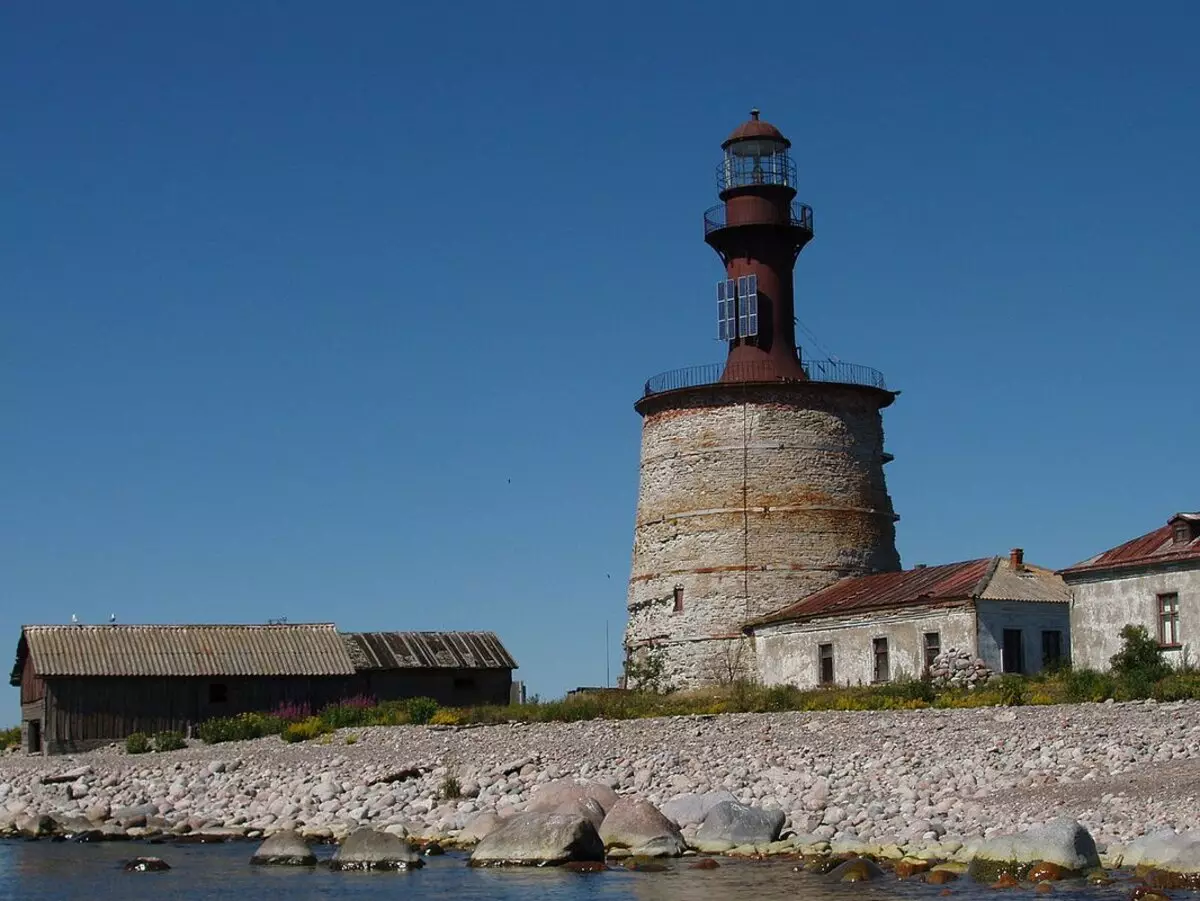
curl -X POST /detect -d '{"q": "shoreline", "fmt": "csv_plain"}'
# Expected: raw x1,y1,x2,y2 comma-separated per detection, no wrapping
2,701,1197,862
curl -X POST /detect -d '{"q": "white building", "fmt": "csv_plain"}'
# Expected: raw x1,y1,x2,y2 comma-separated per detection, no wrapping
749,549,1070,688
1061,512,1200,671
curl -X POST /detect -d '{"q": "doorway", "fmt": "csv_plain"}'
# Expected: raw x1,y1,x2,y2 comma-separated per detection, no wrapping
26,720,41,754
1002,629,1024,674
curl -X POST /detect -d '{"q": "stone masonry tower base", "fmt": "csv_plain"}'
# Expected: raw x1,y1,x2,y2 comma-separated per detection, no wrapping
625,380,899,690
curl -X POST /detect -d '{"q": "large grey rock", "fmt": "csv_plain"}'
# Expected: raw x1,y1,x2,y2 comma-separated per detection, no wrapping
250,829,316,866
470,812,605,866
693,801,784,852
599,798,686,857
15,813,56,837
1122,830,1200,873
330,828,423,871
459,812,506,844
968,819,1100,880
549,796,606,831
661,790,736,828
527,780,618,815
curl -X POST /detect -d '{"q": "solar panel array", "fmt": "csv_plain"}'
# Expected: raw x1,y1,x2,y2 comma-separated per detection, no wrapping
717,274,758,341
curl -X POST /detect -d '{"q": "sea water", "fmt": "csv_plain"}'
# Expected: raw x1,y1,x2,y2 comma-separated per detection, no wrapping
0,839,1140,901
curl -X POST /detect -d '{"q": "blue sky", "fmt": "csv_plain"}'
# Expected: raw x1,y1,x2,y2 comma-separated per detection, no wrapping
3,2,1197,722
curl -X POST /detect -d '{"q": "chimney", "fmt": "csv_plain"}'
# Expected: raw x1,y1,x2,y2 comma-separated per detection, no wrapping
1010,548,1024,570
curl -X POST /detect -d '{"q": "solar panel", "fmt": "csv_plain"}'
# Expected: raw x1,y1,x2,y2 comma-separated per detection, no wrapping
717,275,757,340
716,278,736,340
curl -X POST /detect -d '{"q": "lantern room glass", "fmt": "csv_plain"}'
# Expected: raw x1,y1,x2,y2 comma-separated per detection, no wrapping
720,140,795,191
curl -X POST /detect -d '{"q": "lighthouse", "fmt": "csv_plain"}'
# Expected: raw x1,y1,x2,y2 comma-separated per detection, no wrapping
624,110,902,690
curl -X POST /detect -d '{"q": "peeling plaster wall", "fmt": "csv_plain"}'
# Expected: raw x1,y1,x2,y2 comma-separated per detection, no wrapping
975,600,1071,674
1067,564,1200,670
752,605,976,688
625,383,900,689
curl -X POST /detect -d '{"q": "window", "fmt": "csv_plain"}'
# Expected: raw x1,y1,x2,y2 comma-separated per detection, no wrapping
716,275,758,340
1159,593,1180,646
1173,522,1192,544
818,643,834,685
208,683,228,704
923,632,941,671
673,584,684,613
1002,630,1025,674
1042,630,1064,668
872,638,889,683
717,279,736,340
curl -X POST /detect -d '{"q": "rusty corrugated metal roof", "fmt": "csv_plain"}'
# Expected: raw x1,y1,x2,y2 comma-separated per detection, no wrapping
14,623,357,679
342,631,517,671
750,552,1069,629
1060,513,1200,577
750,559,993,628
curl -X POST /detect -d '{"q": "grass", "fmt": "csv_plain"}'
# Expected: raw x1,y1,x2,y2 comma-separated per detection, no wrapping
186,649,1200,745
0,726,20,751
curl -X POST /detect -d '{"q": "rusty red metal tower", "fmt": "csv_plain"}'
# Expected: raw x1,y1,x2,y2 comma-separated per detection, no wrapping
704,108,813,382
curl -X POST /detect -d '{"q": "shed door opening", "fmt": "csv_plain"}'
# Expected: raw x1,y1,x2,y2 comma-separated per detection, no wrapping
27,720,41,754
1002,629,1024,674
818,643,834,685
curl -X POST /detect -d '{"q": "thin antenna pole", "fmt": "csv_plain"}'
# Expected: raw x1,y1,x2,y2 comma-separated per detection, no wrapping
605,619,610,687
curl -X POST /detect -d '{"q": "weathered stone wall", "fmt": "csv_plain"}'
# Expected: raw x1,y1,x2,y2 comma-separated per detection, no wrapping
1068,564,1200,670
625,382,900,689
975,599,1071,675
753,605,976,689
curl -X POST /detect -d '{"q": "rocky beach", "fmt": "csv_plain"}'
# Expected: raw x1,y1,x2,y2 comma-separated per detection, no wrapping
2,701,1199,883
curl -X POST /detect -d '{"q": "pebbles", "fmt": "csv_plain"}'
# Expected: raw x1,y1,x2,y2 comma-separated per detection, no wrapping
0,700,1196,855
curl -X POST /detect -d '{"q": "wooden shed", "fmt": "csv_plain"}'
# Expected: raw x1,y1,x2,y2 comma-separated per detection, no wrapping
11,623,517,754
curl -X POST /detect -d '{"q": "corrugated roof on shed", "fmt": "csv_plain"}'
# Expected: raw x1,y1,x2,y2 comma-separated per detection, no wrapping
1060,513,1200,577
342,631,517,671
12,623,356,682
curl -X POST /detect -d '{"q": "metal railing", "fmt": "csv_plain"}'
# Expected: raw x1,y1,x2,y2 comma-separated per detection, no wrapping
703,201,814,236
642,357,887,397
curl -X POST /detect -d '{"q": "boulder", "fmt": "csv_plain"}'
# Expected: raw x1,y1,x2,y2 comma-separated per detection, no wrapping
470,813,605,866
828,856,887,882
250,829,317,866
549,797,606,831
527,780,618,815
661,790,736,828
329,828,423,871
459,812,506,844
124,857,170,872
599,798,685,858
693,801,784,853
968,819,1100,882
15,813,56,837
1125,830,1200,890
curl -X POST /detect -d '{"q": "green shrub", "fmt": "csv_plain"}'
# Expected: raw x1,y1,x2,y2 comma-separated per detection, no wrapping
439,775,462,800
1110,624,1171,682
405,696,439,725
198,711,285,744
1152,671,1200,701
125,732,151,754
281,716,333,743
997,674,1027,707
0,726,20,750
1063,668,1117,703
153,731,186,752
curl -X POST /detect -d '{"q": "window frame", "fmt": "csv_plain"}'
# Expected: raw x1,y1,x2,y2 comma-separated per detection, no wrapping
818,643,834,686
922,631,941,672
1158,592,1181,648
872,637,890,684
